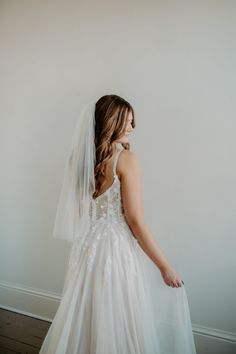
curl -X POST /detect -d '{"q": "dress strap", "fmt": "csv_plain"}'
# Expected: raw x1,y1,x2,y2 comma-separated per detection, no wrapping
113,146,123,177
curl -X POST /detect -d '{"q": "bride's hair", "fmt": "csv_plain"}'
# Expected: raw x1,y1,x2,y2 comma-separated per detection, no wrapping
93,94,136,199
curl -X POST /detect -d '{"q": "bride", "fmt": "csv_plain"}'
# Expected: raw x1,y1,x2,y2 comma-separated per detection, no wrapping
39,94,196,354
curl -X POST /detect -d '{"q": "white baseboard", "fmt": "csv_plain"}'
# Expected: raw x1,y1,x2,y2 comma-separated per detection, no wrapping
193,324,236,354
0,279,61,322
0,280,235,354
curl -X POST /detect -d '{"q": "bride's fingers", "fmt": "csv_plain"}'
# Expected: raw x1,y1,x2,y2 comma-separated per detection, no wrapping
164,275,184,287
171,280,183,288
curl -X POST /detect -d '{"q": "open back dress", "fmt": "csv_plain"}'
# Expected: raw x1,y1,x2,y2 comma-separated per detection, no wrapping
39,143,197,354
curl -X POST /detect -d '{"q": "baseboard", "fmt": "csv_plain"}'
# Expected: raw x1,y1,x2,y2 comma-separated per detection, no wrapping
193,325,236,354
0,280,235,354
0,280,61,322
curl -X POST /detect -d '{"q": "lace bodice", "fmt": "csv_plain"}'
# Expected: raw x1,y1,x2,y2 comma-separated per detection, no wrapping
67,144,138,281
89,146,126,227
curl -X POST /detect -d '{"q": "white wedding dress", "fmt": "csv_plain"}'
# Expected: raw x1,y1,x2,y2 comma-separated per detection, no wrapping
39,146,197,354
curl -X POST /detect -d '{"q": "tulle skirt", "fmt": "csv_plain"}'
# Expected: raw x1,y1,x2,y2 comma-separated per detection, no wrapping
39,219,196,354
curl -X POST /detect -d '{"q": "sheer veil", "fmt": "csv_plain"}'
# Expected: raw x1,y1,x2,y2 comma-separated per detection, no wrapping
52,101,96,243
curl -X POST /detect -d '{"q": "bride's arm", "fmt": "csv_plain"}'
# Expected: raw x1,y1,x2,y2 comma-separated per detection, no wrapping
119,149,183,288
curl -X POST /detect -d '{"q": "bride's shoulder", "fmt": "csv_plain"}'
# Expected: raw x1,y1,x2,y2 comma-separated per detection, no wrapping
118,148,141,175
120,147,139,161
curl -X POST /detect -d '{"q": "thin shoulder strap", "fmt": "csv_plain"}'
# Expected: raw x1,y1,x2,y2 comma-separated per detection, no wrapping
113,146,123,176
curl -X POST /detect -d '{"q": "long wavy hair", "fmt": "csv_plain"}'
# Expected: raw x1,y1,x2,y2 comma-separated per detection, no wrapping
93,94,136,199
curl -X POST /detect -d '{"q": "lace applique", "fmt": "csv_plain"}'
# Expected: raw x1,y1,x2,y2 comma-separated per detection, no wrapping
78,147,139,276
86,240,98,272
89,173,125,223
124,249,138,277
104,255,112,282
67,237,85,273
111,232,119,247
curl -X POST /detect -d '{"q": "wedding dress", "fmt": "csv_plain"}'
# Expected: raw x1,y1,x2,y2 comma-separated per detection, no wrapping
39,145,197,354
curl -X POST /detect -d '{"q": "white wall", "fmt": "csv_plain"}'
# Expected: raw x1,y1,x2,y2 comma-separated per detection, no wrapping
1,0,236,351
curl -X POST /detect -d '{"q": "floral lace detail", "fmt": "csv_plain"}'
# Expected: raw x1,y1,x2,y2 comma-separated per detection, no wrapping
104,255,112,282
85,241,97,272
89,175,125,223
124,248,138,278
69,146,139,277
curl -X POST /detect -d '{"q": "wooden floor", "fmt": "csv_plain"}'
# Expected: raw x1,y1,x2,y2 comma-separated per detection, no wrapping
0,308,51,354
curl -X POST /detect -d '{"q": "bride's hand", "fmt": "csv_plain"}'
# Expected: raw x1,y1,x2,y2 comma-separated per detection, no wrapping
160,266,184,288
